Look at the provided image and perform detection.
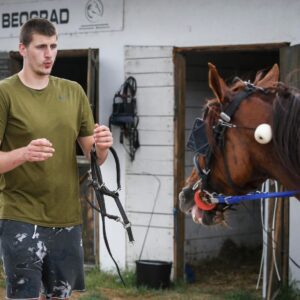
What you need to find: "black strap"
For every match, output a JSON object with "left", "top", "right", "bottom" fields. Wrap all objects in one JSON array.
[
  {"left": 195, "top": 85, "right": 257, "bottom": 192},
  {"left": 89, "top": 146, "right": 134, "bottom": 286},
  {"left": 217, "top": 84, "right": 257, "bottom": 193},
  {"left": 224, "top": 84, "right": 256, "bottom": 118}
]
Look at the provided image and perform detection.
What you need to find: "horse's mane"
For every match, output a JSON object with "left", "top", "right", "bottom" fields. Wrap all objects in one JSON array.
[{"left": 273, "top": 84, "right": 300, "bottom": 177}]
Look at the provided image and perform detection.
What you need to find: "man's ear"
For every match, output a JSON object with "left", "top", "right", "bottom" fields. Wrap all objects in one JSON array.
[{"left": 18, "top": 43, "right": 26, "bottom": 57}]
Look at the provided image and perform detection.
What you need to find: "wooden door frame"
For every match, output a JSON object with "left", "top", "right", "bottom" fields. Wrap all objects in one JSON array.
[{"left": 173, "top": 42, "right": 289, "bottom": 281}]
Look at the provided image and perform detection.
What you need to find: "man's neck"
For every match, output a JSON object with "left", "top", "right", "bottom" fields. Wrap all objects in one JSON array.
[{"left": 18, "top": 69, "right": 50, "bottom": 90}]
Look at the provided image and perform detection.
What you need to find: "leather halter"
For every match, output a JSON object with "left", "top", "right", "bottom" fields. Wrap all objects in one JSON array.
[{"left": 89, "top": 146, "right": 134, "bottom": 286}]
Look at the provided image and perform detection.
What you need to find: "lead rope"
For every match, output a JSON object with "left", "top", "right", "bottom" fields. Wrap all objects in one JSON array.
[{"left": 89, "top": 146, "right": 134, "bottom": 286}]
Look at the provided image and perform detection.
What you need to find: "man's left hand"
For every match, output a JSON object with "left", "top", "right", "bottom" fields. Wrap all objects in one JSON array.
[{"left": 93, "top": 124, "right": 113, "bottom": 150}]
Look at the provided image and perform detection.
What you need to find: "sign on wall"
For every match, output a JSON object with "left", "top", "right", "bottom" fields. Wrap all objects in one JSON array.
[{"left": 0, "top": 0, "right": 124, "bottom": 38}]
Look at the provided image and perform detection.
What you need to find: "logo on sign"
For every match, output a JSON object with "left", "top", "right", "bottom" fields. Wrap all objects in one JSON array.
[{"left": 85, "top": 0, "right": 103, "bottom": 23}]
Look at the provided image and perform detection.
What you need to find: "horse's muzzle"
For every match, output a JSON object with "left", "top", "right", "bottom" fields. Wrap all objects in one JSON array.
[{"left": 179, "top": 187, "right": 195, "bottom": 213}]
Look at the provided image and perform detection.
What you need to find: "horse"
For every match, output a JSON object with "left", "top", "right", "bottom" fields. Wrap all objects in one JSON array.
[{"left": 179, "top": 63, "right": 300, "bottom": 226}]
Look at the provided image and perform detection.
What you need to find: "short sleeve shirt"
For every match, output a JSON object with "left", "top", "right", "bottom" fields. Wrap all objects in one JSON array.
[{"left": 0, "top": 75, "right": 94, "bottom": 227}]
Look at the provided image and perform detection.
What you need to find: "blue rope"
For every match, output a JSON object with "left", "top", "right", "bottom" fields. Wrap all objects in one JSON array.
[{"left": 213, "top": 191, "right": 300, "bottom": 205}]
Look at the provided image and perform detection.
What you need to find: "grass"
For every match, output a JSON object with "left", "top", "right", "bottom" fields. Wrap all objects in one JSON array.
[
  {"left": 0, "top": 250, "right": 299, "bottom": 299},
  {"left": 78, "top": 267, "right": 261, "bottom": 300},
  {"left": 275, "top": 283, "right": 300, "bottom": 300}
]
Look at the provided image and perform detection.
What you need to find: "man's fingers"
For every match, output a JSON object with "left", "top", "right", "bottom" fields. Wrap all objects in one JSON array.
[
  {"left": 30, "top": 138, "right": 53, "bottom": 147},
  {"left": 25, "top": 138, "right": 55, "bottom": 162},
  {"left": 28, "top": 144, "right": 55, "bottom": 153}
]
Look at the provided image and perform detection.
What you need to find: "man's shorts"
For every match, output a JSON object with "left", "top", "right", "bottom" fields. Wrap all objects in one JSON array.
[{"left": 0, "top": 220, "right": 85, "bottom": 299}]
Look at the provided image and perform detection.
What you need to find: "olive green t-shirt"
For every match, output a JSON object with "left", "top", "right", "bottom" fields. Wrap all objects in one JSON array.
[{"left": 0, "top": 74, "right": 94, "bottom": 227}]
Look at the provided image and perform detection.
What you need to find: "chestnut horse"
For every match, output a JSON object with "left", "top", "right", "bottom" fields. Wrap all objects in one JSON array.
[{"left": 179, "top": 63, "right": 300, "bottom": 225}]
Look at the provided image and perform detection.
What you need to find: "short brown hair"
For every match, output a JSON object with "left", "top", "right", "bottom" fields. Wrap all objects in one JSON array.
[{"left": 19, "top": 18, "right": 57, "bottom": 46}]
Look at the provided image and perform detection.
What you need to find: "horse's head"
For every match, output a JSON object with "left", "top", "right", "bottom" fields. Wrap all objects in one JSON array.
[{"left": 180, "top": 63, "right": 300, "bottom": 225}]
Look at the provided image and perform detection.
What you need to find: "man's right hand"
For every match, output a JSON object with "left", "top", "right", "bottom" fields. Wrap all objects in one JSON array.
[
  {"left": 0, "top": 138, "right": 55, "bottom": 174},
  {"left": 24, "top": 138, "right": 55, "bottom": 162}
]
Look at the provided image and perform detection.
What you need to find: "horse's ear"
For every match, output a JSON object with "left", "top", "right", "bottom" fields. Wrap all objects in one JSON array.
[
  {"left": 255, "top": 64, "right": 279, "bottom": 88},
  {"left": 208, "top": 63, "right": 229, "bottom": 103},
  {"left": 253, "top": 70, "right": 265, "bottom": 84}
]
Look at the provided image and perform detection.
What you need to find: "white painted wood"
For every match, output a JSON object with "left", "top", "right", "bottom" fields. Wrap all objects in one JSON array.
[
  {"left": 126, "top": 174, "right": 173, "bottom": 213},
  {"left": 125, "top": 72, "right": 174, "bottom": 87},
  {"left": 124, "top": 46, "right": 175, "bottom": 269},
  {"left": 125, "top": 46, "right": 173, "bottom": 59},
  {"left": 128, "top": 212, "right": 173, "bottom": 228},
  {"left": 138, "top": 116, "right": 174, "bottom": 131},
  {"left": 126, "top": 226, "right": 173, "bottom": 263},
  {"left": 126, "top": 145, "right": 173, "bottom": 175},
  {"left": 136, "top": 86, "right": 174, "bottom": 116},
  {"left": 125, "top": 57, "right": 173, "bottom": 74},
  {"left": 139, "top": 129, "right": 173, "bottom": 146}
]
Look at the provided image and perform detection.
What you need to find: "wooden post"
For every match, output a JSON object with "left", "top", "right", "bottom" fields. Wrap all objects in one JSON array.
[
  {"left": 173, "top": 50, "right": 186, "bottom": 280},
  {"left": 266, "top": 184, "right": 290, "bottom": 299}
]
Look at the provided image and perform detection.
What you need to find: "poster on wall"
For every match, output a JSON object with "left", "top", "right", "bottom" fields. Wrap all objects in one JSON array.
[{"left": 0, "top": 0, "right": 124, "bottom": 38}]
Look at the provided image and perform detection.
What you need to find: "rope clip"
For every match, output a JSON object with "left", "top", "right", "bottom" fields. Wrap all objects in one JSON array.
[{"left": 202, "top": 189, "right": 219, "bottom": 204}]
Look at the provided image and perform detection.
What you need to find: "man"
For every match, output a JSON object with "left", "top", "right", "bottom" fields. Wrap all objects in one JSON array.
[{"left": 0, "top": 18, "right": 113, "bottom": 299}]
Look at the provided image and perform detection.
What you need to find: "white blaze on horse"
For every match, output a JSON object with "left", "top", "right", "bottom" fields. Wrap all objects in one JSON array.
[{"left": 179, "top": 63, "right": 300, "bottom": 226}]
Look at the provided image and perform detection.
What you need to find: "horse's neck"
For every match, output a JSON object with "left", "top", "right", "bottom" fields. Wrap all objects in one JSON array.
[{"left": 267, "top": 163, "right": 300, "bottom": 192}]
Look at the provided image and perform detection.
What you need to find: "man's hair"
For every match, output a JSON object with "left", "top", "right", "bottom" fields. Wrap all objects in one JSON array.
[{"left": 19, "top": 18, "right": 57, "bottom": 46}]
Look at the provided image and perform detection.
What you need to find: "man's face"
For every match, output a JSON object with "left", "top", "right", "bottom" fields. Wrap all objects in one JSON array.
[{"left": 19, "top": 33, "right": 58, "bottom": 76}]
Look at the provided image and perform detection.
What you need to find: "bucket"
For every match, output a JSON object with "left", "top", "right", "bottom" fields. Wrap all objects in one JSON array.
[{"left": 136, "top": 260, "right": 172, "bottom": 289}]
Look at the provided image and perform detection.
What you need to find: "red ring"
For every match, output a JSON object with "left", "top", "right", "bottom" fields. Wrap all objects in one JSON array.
[{"left": 194, "top": 192, "right": 216, "bottom": 211}]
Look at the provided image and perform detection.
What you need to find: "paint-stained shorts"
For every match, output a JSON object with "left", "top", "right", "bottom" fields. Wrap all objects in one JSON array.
[{"left": 0, "top": 220, "right": 85, "bottom": 299}]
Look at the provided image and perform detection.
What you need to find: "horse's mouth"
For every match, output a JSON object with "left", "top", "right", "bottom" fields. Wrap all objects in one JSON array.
[
  {"left": 179, "top": 187, "right": 225, "bottom": 226},
  {"left": 191, "top": 204, "right": 225, "bottom": 225}
]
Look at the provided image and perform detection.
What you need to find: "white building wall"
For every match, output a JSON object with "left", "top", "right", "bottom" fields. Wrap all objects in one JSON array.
[
  {"left": 0, "top": 0, "right": 299, "bottom": 284},
  {"left": 124, "top": 46, "right": 174, "bottom": 268}
]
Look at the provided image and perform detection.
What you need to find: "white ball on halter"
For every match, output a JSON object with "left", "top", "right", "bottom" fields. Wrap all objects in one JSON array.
[{"left": 254, "top": 123, "right": 272, "bottom": 144}]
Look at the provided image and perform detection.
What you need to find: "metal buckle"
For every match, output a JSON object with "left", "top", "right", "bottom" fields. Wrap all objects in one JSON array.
[
  {"left": 202, "top": 190, "right": 219, "bottom": 204},
  {"left": 192, "top": 179, "right": 201, "bottom": 191}
]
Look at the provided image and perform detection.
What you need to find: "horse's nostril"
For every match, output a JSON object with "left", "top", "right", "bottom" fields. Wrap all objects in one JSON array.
[{"left": 182, "top": 187, "right": 194, "bottom": 199}]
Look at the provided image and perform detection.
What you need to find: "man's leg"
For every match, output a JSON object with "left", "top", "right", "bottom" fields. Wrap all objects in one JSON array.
[
  {"left": 1, "top": 220, "right": 44, "bottom": 299},
  {"left": 41, "top": 226, "right": 85, "bottom": 299}
]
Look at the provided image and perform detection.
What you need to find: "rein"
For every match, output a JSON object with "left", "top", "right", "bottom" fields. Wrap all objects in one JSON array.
[
  {"left": 89, "top": 146, "right": 134, "bottom": 286},
  {"left": 195, "top": 190, "right": 300, "bottom": 209}
]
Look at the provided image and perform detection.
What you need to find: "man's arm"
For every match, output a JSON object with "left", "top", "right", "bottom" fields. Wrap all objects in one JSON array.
[
  {"left": 0, "top": 138, "right": 55, "bottom": 174},
  {"left": 77, "top": 124, "right": 113, "bottom": 165}
]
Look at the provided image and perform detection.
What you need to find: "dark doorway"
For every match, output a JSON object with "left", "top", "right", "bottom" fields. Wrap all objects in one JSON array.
[{"left": 173, "top": 43, "right": 288, "bottom": 280}]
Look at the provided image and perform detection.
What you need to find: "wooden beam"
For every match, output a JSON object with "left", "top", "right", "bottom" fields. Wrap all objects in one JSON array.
[{"left": 173, "top": 51, "right": 186, "bottom": 280}]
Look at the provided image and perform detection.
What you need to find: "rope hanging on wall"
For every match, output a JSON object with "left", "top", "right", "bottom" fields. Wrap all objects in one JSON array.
[{"left": 109, "top": 76, "right": 140, "bottom": 161}]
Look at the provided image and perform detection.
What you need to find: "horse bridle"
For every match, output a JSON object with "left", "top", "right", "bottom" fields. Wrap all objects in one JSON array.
[
  {"left": 88, "top": 145, "right": 134, "bottom": 285},
  {"left": 187, "top": 82, "right": 267, "bottom": 209}
]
